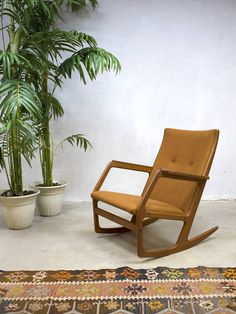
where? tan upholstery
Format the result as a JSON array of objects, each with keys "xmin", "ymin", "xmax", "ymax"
[
  {"xmin": 143, "ymin": 129, "xmax": 219, "ymax": 214},
  {"xmin": 92, "ymin": 190, "xmax": 185, "ymax": 219},
  {"xmin": 91, "ymin": 128, "xmax": 219, "ymax": 257}
]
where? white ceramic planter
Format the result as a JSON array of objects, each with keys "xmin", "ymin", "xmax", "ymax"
[
  {"xmin": 0, "ymin": 190, "xmax": 40, "ymax": 230},
  {"xmin": 30, "ymin": 181, "xmax": 68, "ymax": 217}
]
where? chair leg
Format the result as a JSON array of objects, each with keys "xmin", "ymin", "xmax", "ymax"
[
  {"xmin": 93, "ymin": 200, "xmax": 133, "ymax": 233},
  {"xmin": 137, "ymin": 217, "xmax": 218, "ymax": 258}
]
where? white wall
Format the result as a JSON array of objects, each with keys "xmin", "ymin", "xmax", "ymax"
[{"xmin": 2, "ymin": 0, "xmax": 236, "ymax": 201}]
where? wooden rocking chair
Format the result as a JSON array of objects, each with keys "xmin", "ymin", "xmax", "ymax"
[{"xmin": 91, "ymin": 128, "xmax": 219, "ymax": 257}]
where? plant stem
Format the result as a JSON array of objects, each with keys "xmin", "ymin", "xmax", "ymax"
[
  {"xmin": 8, "ymin": 145, "xmax": 16, "ymax": 193},
  {"xmin": 42, "ymin": 118, "xmax": 53, "ymax": 186},
  {"xmin": 11, "ymin": 121, "xmax": 23, "ymax": 194},
  {"xmin": 41, "ymin": 68, "xmax": 53, "ymax": 186},
  {"xmin": 8, "ymin": 14, "xmax": 23, "ymax": 195},
  {"xmin": 0, "ymin": 5, "xmax": 6, "ymax": 51},
  {"xmin": 1, "ymin": 150, "xmax": 13, "ymax": 192}
]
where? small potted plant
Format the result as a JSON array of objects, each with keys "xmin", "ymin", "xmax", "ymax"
[
  {"xmin": 27, "ymin": 1, "xmax": 121, "ymax": 216},
  {"xmin": 30, "ymin": 134, "xmax": 92, "ymax": 216}
]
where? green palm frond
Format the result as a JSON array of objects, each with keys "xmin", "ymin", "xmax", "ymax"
[
  {"xmin": 0, "ymin": 51, "xmax": 19, "ymax": 79},
  {"xmin": 29, "ymin": 31, "xmax": 77, "ymax": 60},
  {"xmin": 48, "ymin": 94, "xmax": 64, "ymax": 119},
  {"xmin": 66, "ymin": 0, "xmax": 98, "ymax": 11},
  {"xmin": 58, "ymin": 47, "xmax": 121, "ymax": 82},
  {"xmin": 0, "ymin": 119, "xmax": 38, "ymax": 167},
  {"xmin": 37, "ymin": 91, "xmax": 64, "ymax": 119},
  {"xmin": 2, "ymin": 4, "xmax": 28, "ymax": 34},
  {"xmin": 60, "ymin": 134, "xmax": 92, "ymax": 151},
  {"xmin": 0, "ymin": 80, "xmax": 42, "ymax": 120},
  {"xmin": 19, "ymin": 49, "xmax": 45, "ymax": 72},
  {"xmin": 17, "ymin": 120, "xmax": 38, "ymax": 165},
  {"xmin": 48, "ymin": 71, "xmax": 63, "ymax": 89},
  {"xmin": 1, "ymin": 0, "xmax": 61, "ymax": 34},
  {"xmin": 28, "ymin": 30, "xmax": 97, "ymax": 62},
  {"xmin": 0, "ymin": 50, "xmax": 34, "ymax": 79},
  {"xmin": 58, "ymin": 53, "xmax": 86, "ymax": 81},
  {"xmin": 64, "ymin": 30, "xmax": 97, "ymax": 47}
]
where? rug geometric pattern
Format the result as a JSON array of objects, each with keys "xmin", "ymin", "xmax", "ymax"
[{"xmin": 0, "ymin": 266, "xmax": 235, "ymax": 313}]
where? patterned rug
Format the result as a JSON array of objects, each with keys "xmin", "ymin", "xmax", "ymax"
[{"xmin": 0, "ymin": 266, "xmax": 235, "ymax": 313}]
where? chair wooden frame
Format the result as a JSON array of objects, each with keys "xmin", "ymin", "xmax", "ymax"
[
  {"xmin": 92, "ymin": 130, "xmax": 219, "ymax": 258},
  {"xmin": 92, "ymin": 161, "xmax": 218, "ymax": 257}
]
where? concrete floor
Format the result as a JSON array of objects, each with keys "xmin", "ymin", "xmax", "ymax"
[{"xmin": 0, "ymin": 200, "xmax": 235, "ymax": 270}]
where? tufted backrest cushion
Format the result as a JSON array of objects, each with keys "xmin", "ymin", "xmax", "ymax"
[{"xmin": 144, "ymin": 128, "xmax": 219, "ymax": 213}]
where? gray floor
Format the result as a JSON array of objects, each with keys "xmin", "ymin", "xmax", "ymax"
[{"xmin": 0, "ymin": 200, "xmax": 235, "ymax": 270}]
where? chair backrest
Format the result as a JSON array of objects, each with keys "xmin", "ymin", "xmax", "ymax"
[{"xmin": 144, "ymin": 128, "xmax": 219, "ymax": 213}]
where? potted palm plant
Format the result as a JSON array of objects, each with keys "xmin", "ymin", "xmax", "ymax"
[
  {"xmin": 0, "ymin": 1, "xmax": 46, "ymax": 229},
  {"xmin": 0, "ymin": 86, "xmax": 41, "ymax": 229},
  {"xmin": 26, "ymin": 1, "xmax": 121, "ymax": 216}
]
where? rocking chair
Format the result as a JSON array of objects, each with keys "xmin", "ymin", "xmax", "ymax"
[{"xmin": 91, "ymin": 128, "xmax": 219, "ymax": 257}]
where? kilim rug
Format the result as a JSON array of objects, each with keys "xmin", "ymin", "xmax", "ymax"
[{"xmin": 0, "ymin": 266, "xmax": 235, "ymax": 314}]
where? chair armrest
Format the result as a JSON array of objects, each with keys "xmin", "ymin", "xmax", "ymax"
[
  {"xmin": 93, "ymin": 160, "xmax": 152, "ymax": 192},
  {"xmin": 137, "ymin": 169, "xmax": 209, "ymax": 214},
  {"xmin": 159, "ymin": 169, "xmax": 209, "ymax": 182},
  {"xmin": 111, "ymin": 160, "xmax": 153, "ymax": 173}
]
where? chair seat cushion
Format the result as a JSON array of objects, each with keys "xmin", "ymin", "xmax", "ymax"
[{"xmin": 91, "ymin": 190, "xmax": 185, "ymax": 219}]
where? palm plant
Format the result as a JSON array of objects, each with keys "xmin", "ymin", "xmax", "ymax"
[
  {"xmin": 0, "ymin": 0, "xmax": 45, "ymax": 196},
  {"xmin": 0, "ymin": 0, "xmax": 120, "ymax": 193},
  {"xmin": 21, "ymin": 0, "xmax": 121, "ymax": 187}
]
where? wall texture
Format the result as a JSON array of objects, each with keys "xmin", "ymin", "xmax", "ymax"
[{"xmin": 1, "ymin": 0, "xmax": 236, "ymax": 201}]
